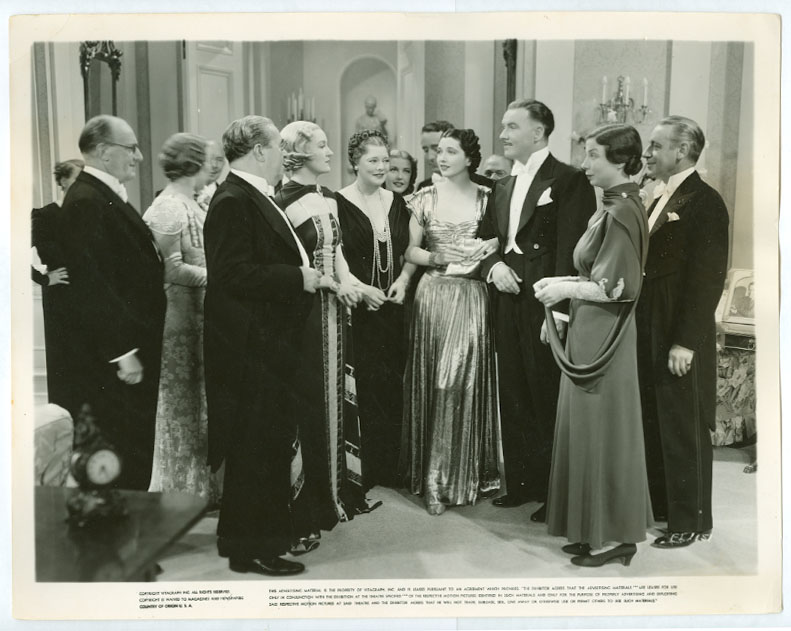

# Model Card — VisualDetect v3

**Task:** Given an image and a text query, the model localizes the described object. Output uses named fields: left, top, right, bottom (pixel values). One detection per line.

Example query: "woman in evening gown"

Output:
left=401, top=128, right=500, bottom=515
left=275, top=121, right=378, bottom=554
left=144, top=132, right=221, bottom=502
left=534, top=123, right=653, bottom=567
left=337, top=130, right=417, bottom=489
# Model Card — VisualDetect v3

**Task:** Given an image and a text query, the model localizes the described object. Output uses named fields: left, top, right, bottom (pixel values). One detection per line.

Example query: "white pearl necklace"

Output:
left=355, top=184, right=393, bottom=290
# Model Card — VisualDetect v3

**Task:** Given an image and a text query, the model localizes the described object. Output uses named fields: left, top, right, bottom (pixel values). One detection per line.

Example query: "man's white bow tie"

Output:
left=652, top=180, right=677, bottom=199
left=511, top=163, right=533, bottom=177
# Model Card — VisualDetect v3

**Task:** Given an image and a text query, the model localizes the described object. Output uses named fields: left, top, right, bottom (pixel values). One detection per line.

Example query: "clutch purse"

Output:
left=443, top=237, right=483, bottom=277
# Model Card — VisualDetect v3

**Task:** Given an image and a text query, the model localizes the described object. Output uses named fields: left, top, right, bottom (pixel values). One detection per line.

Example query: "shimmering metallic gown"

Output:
left=401, top=185, right=500, bottom=507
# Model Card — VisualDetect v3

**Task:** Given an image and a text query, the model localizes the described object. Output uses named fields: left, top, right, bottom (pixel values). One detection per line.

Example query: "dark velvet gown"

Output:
left=274, top=181, right=366, bottom=539
left=336, top=190, right=411, bottom=489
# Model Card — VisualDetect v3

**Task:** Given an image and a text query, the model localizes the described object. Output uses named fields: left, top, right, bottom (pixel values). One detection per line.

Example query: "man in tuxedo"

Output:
left=637, top=115, right=729, bottom=548
left=204, top=115, right=321, bottom=576
left=60, top=115, right=166, bottom=490
left=416, top=120, right=493, bottom=190
left=479, top=99, right=596, bottom=520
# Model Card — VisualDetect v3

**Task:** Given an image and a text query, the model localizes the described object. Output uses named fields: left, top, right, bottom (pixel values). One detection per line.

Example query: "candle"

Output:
left=643, top=77, right=648, bottom=106
left=624, top=76, right=631, bottom=103
left=602, top=76, right=608, bottom=103
left=310, top=97, right=315, bottom=121
left=298, top=89, right=304, bottom=119
left=287, top=96, right=292, bottom=121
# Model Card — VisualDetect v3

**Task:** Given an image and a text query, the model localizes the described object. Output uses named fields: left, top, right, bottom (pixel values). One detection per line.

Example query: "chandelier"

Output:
left=597, top=75, right=650, bottom=125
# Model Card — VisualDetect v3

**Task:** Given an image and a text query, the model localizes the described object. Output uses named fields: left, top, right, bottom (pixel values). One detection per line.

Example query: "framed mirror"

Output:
left=80, top=41, right=122, bottom=121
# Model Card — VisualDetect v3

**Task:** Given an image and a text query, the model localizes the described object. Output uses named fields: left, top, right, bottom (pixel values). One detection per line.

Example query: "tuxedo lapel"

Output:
left=80, top=172, right=161, bottom=260
left=649, top=172, right=702, bottom=236
left=517, top=156, right=555, bottom=235
left=496, top=176, right=516, bottom=235
left=228, top=173, right=301, bottom=257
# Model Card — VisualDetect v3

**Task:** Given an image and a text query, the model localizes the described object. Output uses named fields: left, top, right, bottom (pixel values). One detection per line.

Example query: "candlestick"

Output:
left=624, top=76, right=631, bottom=103
left=601, top=76, right=608, bottom=104
left=642, top=77, right=648, bottom=106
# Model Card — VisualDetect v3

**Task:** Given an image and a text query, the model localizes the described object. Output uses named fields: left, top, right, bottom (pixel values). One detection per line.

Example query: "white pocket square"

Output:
left=666, top=211, right=681, bottom=222
left=537, top=188, right=553, bottom=206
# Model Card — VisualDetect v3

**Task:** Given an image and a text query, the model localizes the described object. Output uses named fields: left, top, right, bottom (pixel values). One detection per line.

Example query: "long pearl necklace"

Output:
left=356, top=184, right=393, bottom=290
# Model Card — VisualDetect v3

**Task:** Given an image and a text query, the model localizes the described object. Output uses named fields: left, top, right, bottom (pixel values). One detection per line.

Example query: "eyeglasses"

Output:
left=106, top=141, right=140, bottom=154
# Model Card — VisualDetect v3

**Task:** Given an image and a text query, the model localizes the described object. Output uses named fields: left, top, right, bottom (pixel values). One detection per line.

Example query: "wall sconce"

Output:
left=598, top=75, right=650, bottom=125
left=286, top=88, right=316, bottom=124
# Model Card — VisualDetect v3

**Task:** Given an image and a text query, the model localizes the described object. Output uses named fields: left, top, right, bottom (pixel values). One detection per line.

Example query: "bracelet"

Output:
left=428, top=252, right=439, bottom=267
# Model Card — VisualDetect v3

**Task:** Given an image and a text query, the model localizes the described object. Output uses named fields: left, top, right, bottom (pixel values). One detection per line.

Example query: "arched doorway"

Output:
left=340, top=56, right=396, bottom=186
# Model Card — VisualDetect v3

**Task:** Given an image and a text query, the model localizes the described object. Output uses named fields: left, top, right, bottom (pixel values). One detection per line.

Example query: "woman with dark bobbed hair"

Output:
left=143, top=132, right=220, bottom=502
left=534, top=123, right=652, bottom=567
left=384, top=148, right=418, bottom=196
left=401, top=128, right=501, bottom=515
left=336, top=130, right=416, bottom=491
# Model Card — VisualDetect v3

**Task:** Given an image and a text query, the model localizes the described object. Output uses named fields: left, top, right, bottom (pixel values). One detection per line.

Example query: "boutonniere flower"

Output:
left=666, top=211, right=681, bottom=222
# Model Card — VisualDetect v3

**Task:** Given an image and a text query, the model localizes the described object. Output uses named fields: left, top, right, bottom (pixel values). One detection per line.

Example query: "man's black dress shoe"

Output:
left=229, top=556, right=305, bottom=576
left=530, top=503, right=547, bottom=523
left=652, top=530, right=712, bottom=548
left=492, top=495, right=529, bottom=508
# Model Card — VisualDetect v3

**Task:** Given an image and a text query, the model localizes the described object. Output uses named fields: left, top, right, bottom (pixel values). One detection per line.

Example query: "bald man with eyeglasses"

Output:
left=60, top=114, right=166, bottom=490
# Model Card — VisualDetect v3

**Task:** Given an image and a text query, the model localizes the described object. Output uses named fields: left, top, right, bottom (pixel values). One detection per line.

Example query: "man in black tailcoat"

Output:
left=637, top=115, right=729, bottom=548
left=204, top=115, right=320, bottom=576
left=60, top=115, right=165, bottom=490
left=479, top=99, right=596, bottom=521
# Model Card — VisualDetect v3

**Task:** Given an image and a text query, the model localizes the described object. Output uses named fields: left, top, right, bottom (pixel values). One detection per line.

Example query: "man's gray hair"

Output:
left=222, top=115, right=278, bottom=163
left=659, top=115, right=706, bottom=163
left=78, top=115, right=122, bottom=154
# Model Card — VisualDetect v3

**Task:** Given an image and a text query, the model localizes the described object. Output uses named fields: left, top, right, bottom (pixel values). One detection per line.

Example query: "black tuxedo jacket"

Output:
left=637, top=170, right=729, bottom=429
left=203, top=171, right=312, bottom=469
left=61, top=171, right=166, bottom=369
left=479, top=153, right=596, bottom=318
left=59, top=171, right=165, bottom=487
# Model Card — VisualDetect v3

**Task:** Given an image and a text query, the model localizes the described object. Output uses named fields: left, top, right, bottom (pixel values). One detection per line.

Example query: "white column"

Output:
left=396, top=41, right=425, bottom=166
left=535, top=40, right=575, bottom=163
left=463, top=41, right=495, bottom=161
left=731, top=44, right=754, bottom=270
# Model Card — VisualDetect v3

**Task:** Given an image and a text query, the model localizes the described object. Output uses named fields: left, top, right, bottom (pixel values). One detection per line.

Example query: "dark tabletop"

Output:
left=35, top=486, right=208, bottom=582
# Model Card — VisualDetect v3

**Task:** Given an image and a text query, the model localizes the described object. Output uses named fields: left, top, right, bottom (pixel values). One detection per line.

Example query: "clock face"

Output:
left=85, top=449, right=121, bottom=486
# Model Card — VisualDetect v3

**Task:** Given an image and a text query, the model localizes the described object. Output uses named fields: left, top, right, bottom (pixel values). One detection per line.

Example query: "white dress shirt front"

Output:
left=83, top=165, right=129, bottom=203
left=647, top=166, right=696, bottom=231
left=506, top=146, right=550, bottom=254
left=230, top=168, right=310, bottom=267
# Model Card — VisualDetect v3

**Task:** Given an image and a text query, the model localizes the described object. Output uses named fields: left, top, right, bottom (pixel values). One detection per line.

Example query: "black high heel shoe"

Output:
left=571, top=543, right=636, bottom=567
left=562, top=542, right=591, bottom=556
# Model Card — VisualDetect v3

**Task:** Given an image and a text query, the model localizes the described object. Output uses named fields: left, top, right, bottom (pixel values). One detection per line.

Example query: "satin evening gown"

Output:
left=401, top=185, right=500, bottom=508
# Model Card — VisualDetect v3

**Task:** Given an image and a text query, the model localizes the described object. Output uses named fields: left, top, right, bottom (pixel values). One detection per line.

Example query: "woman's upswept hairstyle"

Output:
left=585, top=124, right=643, bottom=176
left=347, top=129, right=389, bottom=171
left=158, top=132, right=207, bottom=181
left=440, top=128, right=482, bottom=176
left=280, top=121, right=323, bottom=173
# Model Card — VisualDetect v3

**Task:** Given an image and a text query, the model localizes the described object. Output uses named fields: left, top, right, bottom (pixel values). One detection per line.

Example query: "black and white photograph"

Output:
left=7, top=8, right=783, bottom=625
